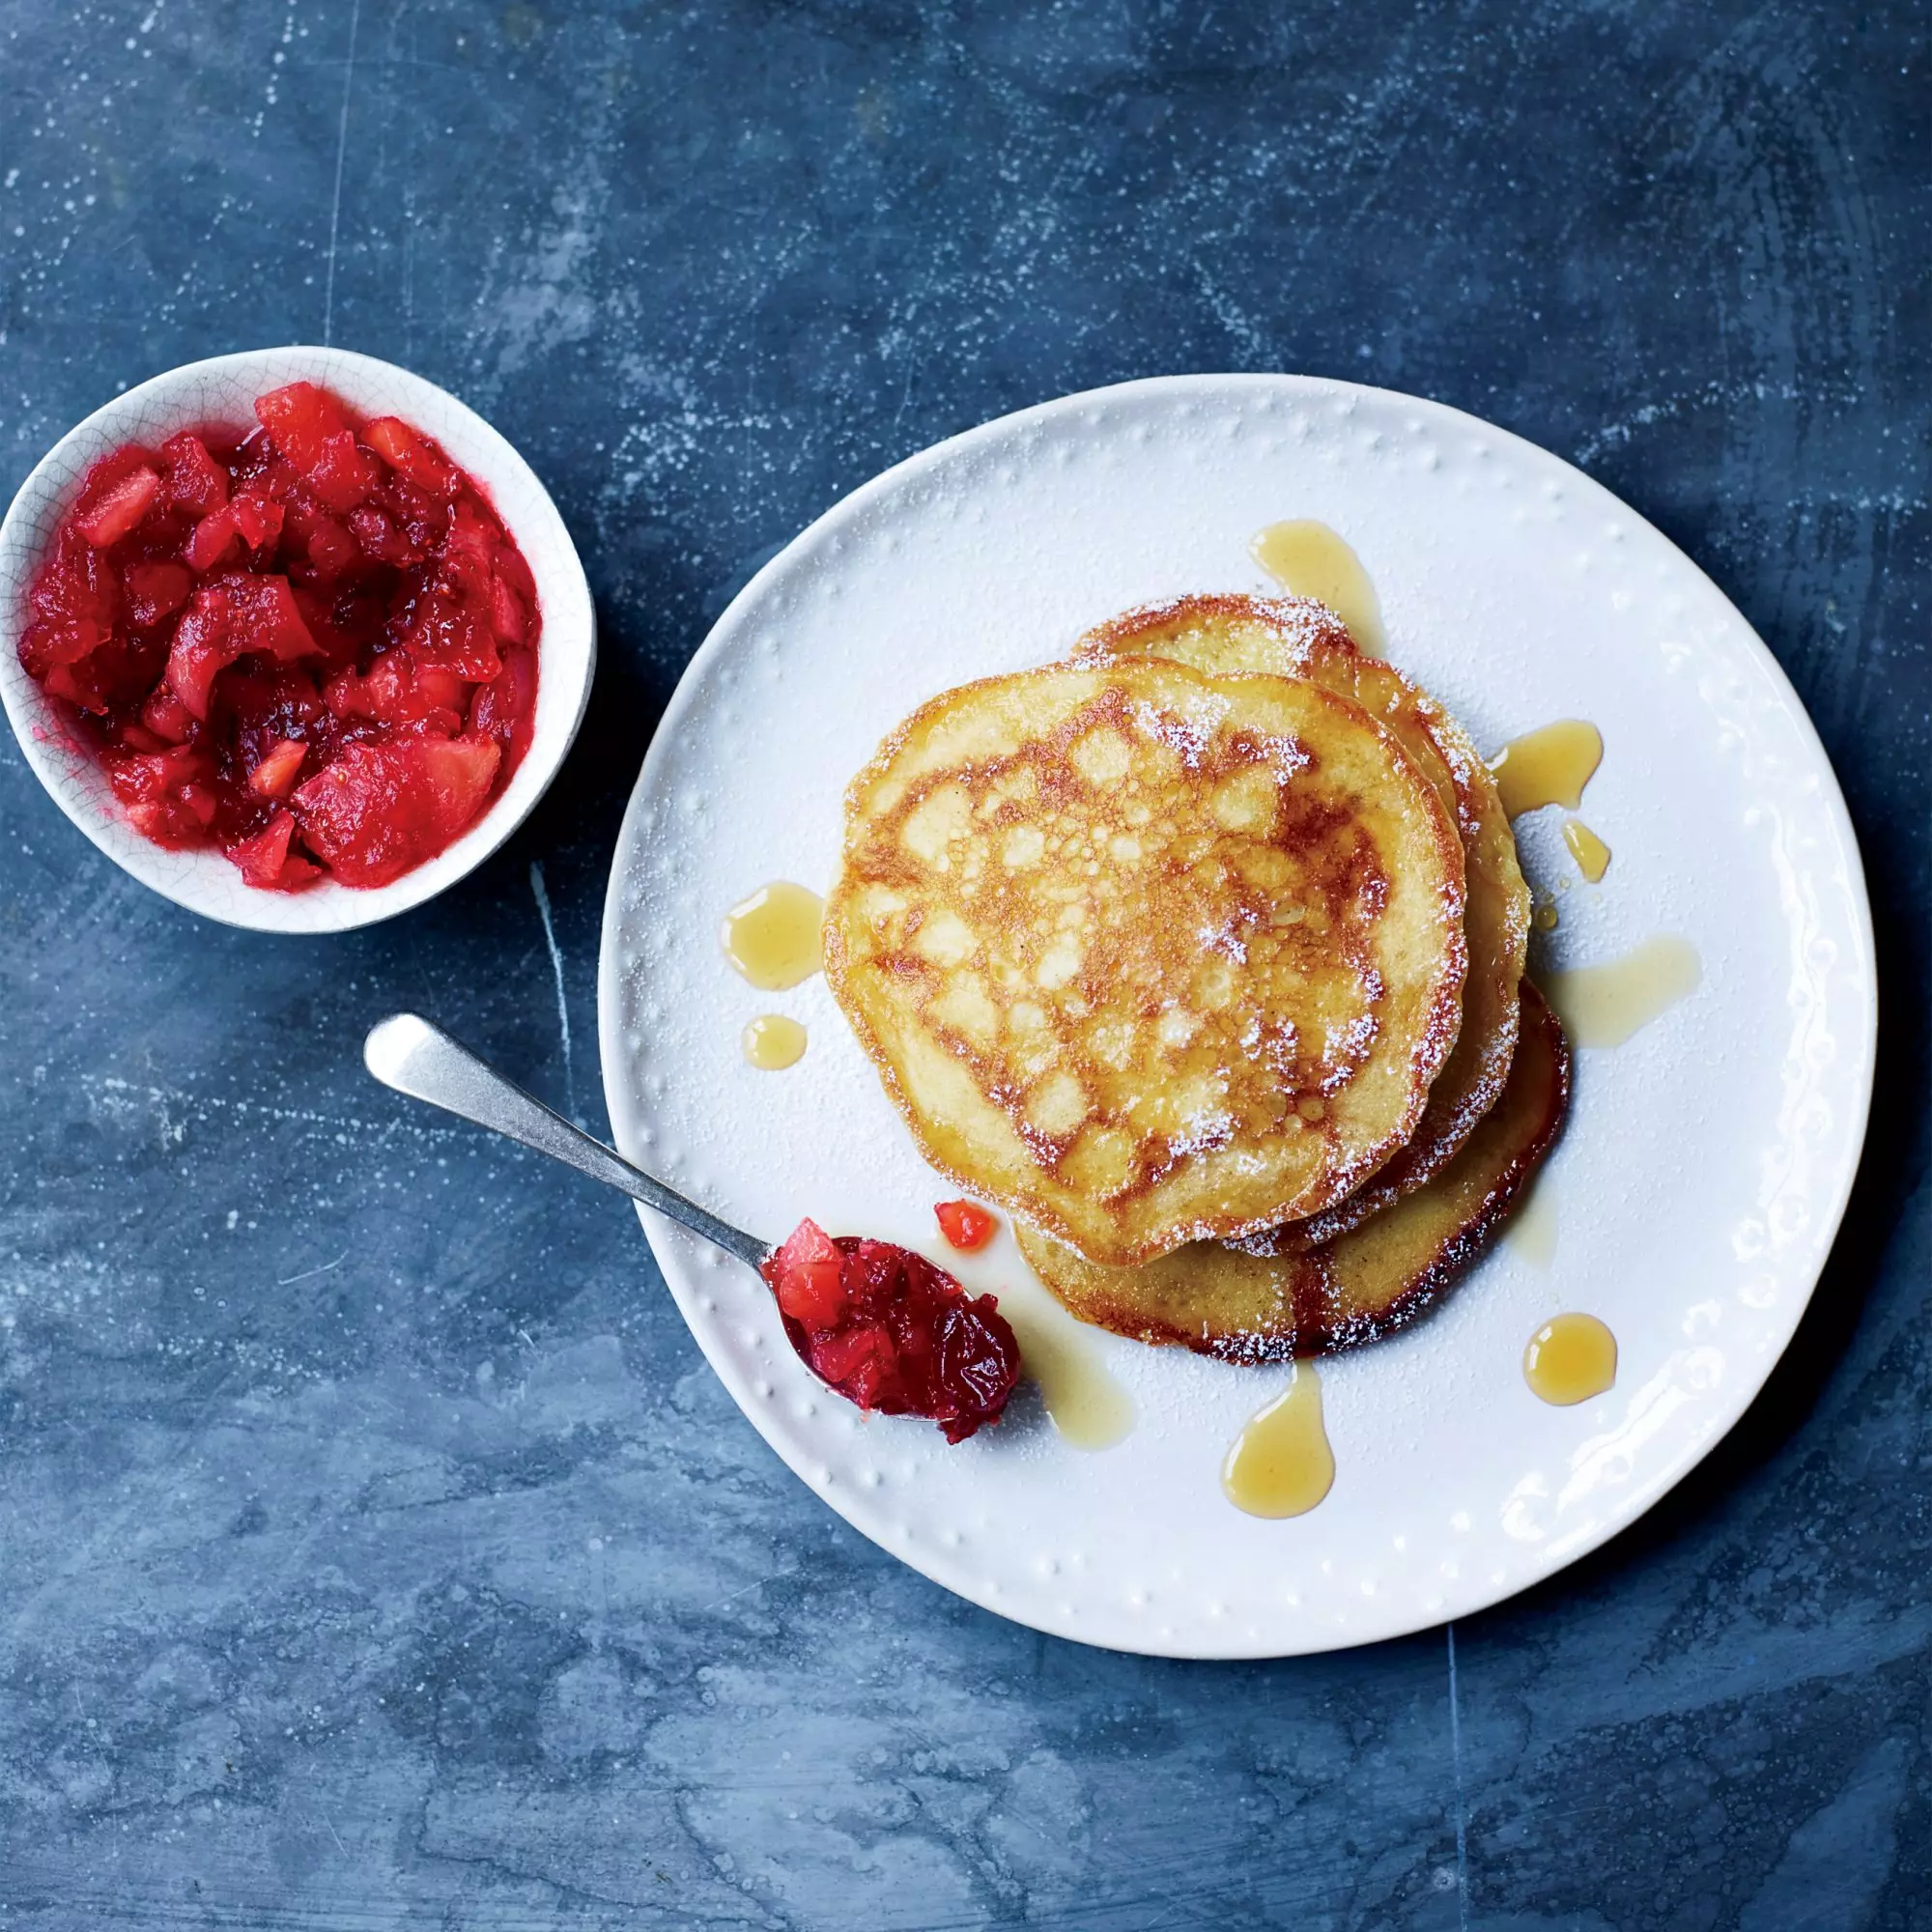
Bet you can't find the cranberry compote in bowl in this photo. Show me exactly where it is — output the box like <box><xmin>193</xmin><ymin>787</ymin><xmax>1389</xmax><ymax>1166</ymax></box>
<box><xmin>0</xmin><ymin>348</ymin><xmax>594</xmax><ymax>932</ymax></box>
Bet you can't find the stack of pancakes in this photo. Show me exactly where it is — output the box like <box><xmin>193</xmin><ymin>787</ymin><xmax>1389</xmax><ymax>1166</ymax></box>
<box><xmin>822</xmin><ymin>595</ymin><xmax>1568</xmax><ymax>1363</ymax></box>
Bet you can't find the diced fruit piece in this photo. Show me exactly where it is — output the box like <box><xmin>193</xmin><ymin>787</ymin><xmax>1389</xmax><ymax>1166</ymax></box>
<box><xmin>164</xmin><ymin>591</ymin><xmax>232</xmax><ymax>717</ymax></box>
<box><xmin>228</xmin><ymin>810</ymin><xmax>293</xmax><ymax>884</ymax></box>
<box><xmin>415</xmin><ymin>733</ymin><xmax>500</xmax><ymax>834</ymax></box>
<box><xmin>284</xmin><ymin>496</ymin><xmax>361</xmax><ymax>580</ymax></box>
<box><xmin>934</xmin><ymin>1199</ymin><xmax>999</xmax><ymax>1252</ymax></box>
<box><xmin>42</xmin><ymin>630</ymin><xmax>165</xmax><ymax>714</ymax></box>
<box><xmin>324</xmin><ymin>649</ymin><xmax>467</xmax><ymax>729</ymax></box>
<box><xmin>225</xmin><ymin>810</ymin><xmax>320</xmax><ymax>891</ymax></box>
<box><xmin>247</xmin><ymin>737</ymin><xmax>307</xmax><ymax>798</ymax></box>
<box><xmin>292</xmin><ymin>732</ymin><xmax>499</xmax><ymax>887</ymax></box>
<box><xmin>165</xmin><ymin>574</ymin><xmax>321</xmax><ymax>720</ymax></box>
<box><xmin>399</xmin><ymin>586</ymin><xmax>499</xmax><ymax>681</ymax></box>
<box><xmin>108</xmin><ymin>744</ymin><xmax>218</xmax><ymax>846</ymax></box>
<box><xmin>441</xmin><ymin>499</ymin><xmax>497</xmax><ymax>600</ymax></box>
<box><xmin>185</xmin><ymin>468</ymin><xmax>288</xmax><ymax>567</ymax></box>
<box><xmin>254</xmin><ymin>382</ymin><xmax>355</xmax><ymax>471</ymax></box>
<box><xmin>39</xmin><ymin>664</ymin><xmax>83</xmax><ymax>704</ymax></box>
<box><xmin>257</xmin><ymin>388</ymin><xmax>377</xmax><ymax>514</ymax></box>
<box><xmin>67</xmin><ymin>445</ymin><xmax>159</xmax><ymax>531</ymax></box>
<box><xmin>310</xmin><ymin>519</ymin><xmax>360</xmax><ymax>579</ymax></box>
<box><xmin>363</xmin><ymin>414</ymin><xmax>460</xmax><ymax>497</ymax></box>
<box><xmin>124</xmin><ymin>560</ymin><xmax>192</xmax><ymax>627</ymax></box>
<box><xmin>184</xmin><ymin>508</ymin><xmax>239</xmax><ymax>571</ymax></box>
<box><xmin>305</xmin><ymin>431</ymin><xmax>381</xmax><ymax>513</ymax></box>
<box><xmin>418</xmin><ymin>664</ymin><xmax>470</xmax><ymax>716</ymax></box>
<box><xmin>161</xmin><ymin>433</ymin><xmax>229</xmax><ymax>516</ymax></box>
<box><xmin>489</xmin><ymin>572</ymin><xmax>526</xmax><ymax>643</ymax></box>
<box><xmin>346</xmin><ymin>504</ymin><xmax>422</xmax><ymax>567</ymax></box>
<box><xmin>469</xmin><ymin>642</ymin><xmax>535</xmax><ymax>753</ymax></box>
<box><xmin>20</xmin><ymin>534</ymin><xmax>117</xmax><ymax>670</ymax></box>
<box><xmin>810</xmin><ymin>1322</ymin><xmax>895</xmax><ymax>1405</ymax></box>
<box><xmin>292</xmin><ymin>744</ymin><xmax>411</xmax><ymax>885</ymax></box>
<box><xmin>762</xmin><ymin>1218</ymin><xmax>847</xmax><ymax>1328</ymax></box>
<box><xmin>228</xmin><ymin>572</ymin><xmax>319</xmax><ymax>658</ymax></box>
<box><xmin>494</xmin><ymin>540</ymin><xmax>537</xmax><ymax>606</ymax></box>
<box><xmin>140</xmin><ymin>686</ymin><xmax>193</xmax><ymax>743</ymax></box>
<box><xmin>229</xmin><ymin>487</ymin><xmax>285</xmax><ymax>553</ymax></box>
<box><xmin>74</xmin><ymin>467</ymin><xmax>162</xmax><ymax>548</ymax></box>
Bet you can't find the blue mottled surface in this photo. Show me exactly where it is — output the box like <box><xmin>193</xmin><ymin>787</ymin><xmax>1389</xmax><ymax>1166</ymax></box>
<box><xmin>1</xmin><ymin>3</ymin><xmax>1926</xmax><ymax>1925</ymax></box>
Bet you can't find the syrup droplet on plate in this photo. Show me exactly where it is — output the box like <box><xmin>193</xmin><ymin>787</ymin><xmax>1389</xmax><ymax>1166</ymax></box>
<box><xmin>1563</xmin><ymin>817</ymin><xmax>1612</xmax><ymax>883</ymax></box>
<box><xmin>1523</xmin><ymin>1313</ymin><xmax>1617</xmax><ymax>1405</ymax></box>
<box><xmin>742</xmin><ymin>1013</ymin><xmax>807</xmax><ymax>1069</ymax></box>
<box><xmin>1542</xmin><ymin>934</ymin><xmax>1700</xmax><ymax>1048</ymax></box>
<box><xmin>1251</xmin><ymin>520</ymin><xmax>1385</xmax><ymax>657</ymax></box>
<box><xmin>1222</xmin><ymin>1363</ymin><xmax>1335</xmax><ymax>1519</ymax></box>
<box><xmin>722</xmin><ymin>882</ymin><xmax>824</xmax><ymax>989</ymax></box>
<box><xmin>1006</xmin><ymin>1308</ymin><xmax>1136</xmax><ymax>1451</ymax></box>
<box><xmin>1489</xmin><ymin>721</ymin><xmax>1604</xmax><ymax>816</ymax></box>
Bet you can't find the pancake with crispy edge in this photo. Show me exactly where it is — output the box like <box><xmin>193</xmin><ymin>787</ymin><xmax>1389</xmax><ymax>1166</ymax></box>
<box><xmin>822</xmin><ymin>656</ymin><xmax>1467</xmax><ymax>1266</ymax></box>
<box><xmin>1013</xmin><ymin>980</ymin><xmax>1568</xmax><ymax>1359</ymax></box>
<box><xmin>1073</xmin><ymin>593</ymin><xmax>1531</xmax><ymax>1248</ymax></box>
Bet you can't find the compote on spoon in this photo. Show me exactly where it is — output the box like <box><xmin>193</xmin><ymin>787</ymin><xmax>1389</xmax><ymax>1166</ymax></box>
<box><xmin>363</xmin><ymin>1015</ymin><xmax>1020</xmax><ymax>1441</ymax></box>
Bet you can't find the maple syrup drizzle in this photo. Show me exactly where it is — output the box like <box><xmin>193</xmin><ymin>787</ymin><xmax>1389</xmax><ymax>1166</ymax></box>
<box><xmin>1504</xmin><ymin>1178</ymin><xmax>1558</xmax><ymax>1268</ymax></box>
<box><xmin>1523</xmin><ymin>1313</ymin><xmax>1617</xmax><ymax>1405</ymax></box>
<box><xmin>1251</xmin><ymin>520</ymin><xmax>1386</xmax><ymax>657</ymax></box>
<box><xmin>1005</xmin><ymin>1307</ymin><xmax>1136</xmax><ymax>1451</ymax></box>
<box><xmin>742</xmin><ymin>1013</ymin><xmax>807</xmax><ymax>1069</ymax></box>
<box><xmin>1222</xmin><ymin>1363</ymin><xmax>1335</xmax><ymax>1519</ymax></box>
<box><xmin>1489</xmin><ymin>721</ymin><xmax>1604</xmax><ymax>818</ymax></box>
<box><xmin>721</xmin><ymin>882</ymin><xmax>824</xmax><ymax>990</ymax></box>
<box><xmin>1563</xmin><ymin>818</ymin><xmax>1612</xmax><ymax>883</ymax></box>
<box><xmin>1543</xmin><ymin>935</ymin><xmax>1700</xmax><ymax>1048</ymax></box>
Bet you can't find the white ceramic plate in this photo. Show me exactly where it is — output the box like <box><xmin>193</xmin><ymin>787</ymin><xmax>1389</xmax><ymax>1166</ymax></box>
<box><xmin>0</xmin><ymin>347</ymin><xmax>595</xmax><ymax>932</ymax></box>
<box><xmin>598</xmin><ymin>375</ymin><xmax>1874</xmax><ymax>1660</ymax></box>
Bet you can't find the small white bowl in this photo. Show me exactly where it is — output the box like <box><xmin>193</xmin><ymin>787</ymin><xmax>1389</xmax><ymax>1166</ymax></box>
<box><xmin>0</xmin><ymin>346</ymin><xmax>596</xmax><ymax>932</ymax></box>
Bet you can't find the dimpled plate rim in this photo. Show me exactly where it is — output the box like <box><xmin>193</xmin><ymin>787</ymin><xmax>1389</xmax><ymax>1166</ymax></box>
<box><xmin>597</xmin><ymin>372</ymin><xmax>1875</xmax><ymax>1661</ymax></box>
<box><xmin>0</xmin><ymin>346</ymin><xmax>596</xmax><ymax>933</ymax></box>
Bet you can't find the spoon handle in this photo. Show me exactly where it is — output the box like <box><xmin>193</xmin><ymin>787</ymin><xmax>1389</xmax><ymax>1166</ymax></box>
<box><xmin>363</xmin><ymin>1013</ymin><xmax>770</xmax><ymax>1270</ymax></box>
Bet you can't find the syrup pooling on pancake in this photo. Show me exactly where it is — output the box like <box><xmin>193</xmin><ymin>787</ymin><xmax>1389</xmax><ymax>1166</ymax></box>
<box><xmin>1014</xmin><ymin>981</ymin><xmax>1569</xmax><ymax>1360</ymax></box>
<box><xmin>1075</xmin><ymin>594</ymin><xmax>1530</xmax><ymax>1245</ymax></box>
<box><xmin>823</xmin><ymin>659</ymin><xmax>1467</xmax><ymax>1267</ymax></box>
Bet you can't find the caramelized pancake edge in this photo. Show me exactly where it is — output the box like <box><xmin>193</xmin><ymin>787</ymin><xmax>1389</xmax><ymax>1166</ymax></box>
<box><xmin>1014</xmin><ymin>980</ymin><xmax>1569</xmax><ymax>1358</ymax></box>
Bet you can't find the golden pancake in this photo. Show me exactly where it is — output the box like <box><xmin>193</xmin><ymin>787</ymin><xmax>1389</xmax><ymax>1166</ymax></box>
<box><xmin>823</xmin><ymin>657</ymin><xmax>1467</xmax><ymax>1265</ymax></box>
<box><xmin>1074</xmin><ymin>593</ymin><xmax>1531</xmax><ymax>1243</ymax></box>
<box><xmin>1013</xmin><ymin>980</ymin><xmax>1568</xmax><ymax>1359</ymax></box>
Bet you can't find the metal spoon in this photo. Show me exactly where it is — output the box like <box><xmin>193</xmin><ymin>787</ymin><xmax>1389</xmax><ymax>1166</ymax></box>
<box><xmin>362</xmin><ymin>1013</ymin><xmax>770</xmax><ymax>1269</ymax></box>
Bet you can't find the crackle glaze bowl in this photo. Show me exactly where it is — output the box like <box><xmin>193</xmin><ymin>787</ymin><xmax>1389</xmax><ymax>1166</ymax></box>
<box><xmin>0</xmin><ymin>346</ymin><xmax>595</xmax><ymax>933</ymax></box>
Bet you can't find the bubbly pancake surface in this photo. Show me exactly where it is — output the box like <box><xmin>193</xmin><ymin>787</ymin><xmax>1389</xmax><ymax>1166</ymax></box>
<box><xmin>1075</xmin><ymin>594</ymin><xmax>1531</xmax><ymax>1242</ymax></box>
<box><xmin>1014</xmin><ymin>981</ymin><xmax>1569</xmax><ymax>1358</ymax></box>
<box><xmin>823</xmin><ymin>658</ymin><xmax>1467</xmax><ymax>1265</ymax></box>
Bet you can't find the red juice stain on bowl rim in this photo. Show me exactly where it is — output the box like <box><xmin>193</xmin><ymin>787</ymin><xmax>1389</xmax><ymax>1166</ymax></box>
<box><xmin>16</xmin><ymin>380</ymin><xmax>542</xmax><ymax>892</ymax></box>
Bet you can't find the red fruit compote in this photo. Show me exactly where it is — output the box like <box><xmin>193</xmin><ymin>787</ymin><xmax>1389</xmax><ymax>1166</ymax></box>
<box><xmin>18</xmin><ymin>381</ymin><xmax>541</xmax><ymax>891</ymax></box>
<box><xmin>761</xmin><ymin>1218</ymin><xmax>1022</xmax><ymax>1442</ymax></box>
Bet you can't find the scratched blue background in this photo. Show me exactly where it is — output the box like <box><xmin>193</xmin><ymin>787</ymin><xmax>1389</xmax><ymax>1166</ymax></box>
<box><xmin>2</xmin><ymin>4</ymin><xmax>1927</xmax><ymax>1927</ymax></box>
